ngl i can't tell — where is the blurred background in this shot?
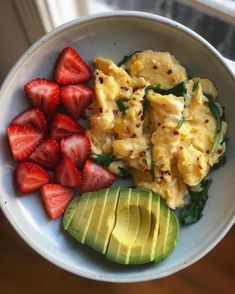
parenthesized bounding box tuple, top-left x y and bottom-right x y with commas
(0, 0, 235, 83)
(0, 0, 235, 293)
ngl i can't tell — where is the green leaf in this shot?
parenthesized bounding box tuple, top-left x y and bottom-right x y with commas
(118, 167, 132, 179)
(116, 99, 129, 115)
(118, 51, 141, 67)
(144, 82, 187, 97)
(179, 178, 213, 225)
(207, 95, 222, 152)
(211, 153, 226, 172)
(176, 116, 185, 129)
(91, 154, 116, 167)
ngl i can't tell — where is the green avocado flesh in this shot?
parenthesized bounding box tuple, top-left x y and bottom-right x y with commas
(63, 188, 179, 265)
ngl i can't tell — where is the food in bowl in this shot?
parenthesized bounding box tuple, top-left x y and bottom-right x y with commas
(6, 46, 228, 266)
(86, 50, 228, 212)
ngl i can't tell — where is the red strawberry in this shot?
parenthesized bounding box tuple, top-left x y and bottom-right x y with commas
(60, 85, 94, 119)
(51, 114, 85, 141)
(54, 47, 92, 85)
(41, 184, 74, 220)
(28, 138, 60, 170)
(11, 108, 47, 135)
(60, 134, 91, 168)
(15, 162, 49, 193)
(7, 125, 43, 161)
(24, 78, 60, 117)
(55, 157, 81, 187)
(80, 160, 115, 193)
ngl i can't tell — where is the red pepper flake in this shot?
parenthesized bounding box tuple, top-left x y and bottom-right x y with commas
(98, 107, 103, 113)
(113, 109, 119, 115)
(180, 146, 183, 150)
(218, 149, 223, 154)
(98, 77, 103, 84)
(141, 115, 144, 121)
(157, 122, 161, 126)
(153, 65, 158, 70)
(137, 110, 142, 116)
(131, 133, 137, 138)
(167, 69, 173, 75)
(173, 130, 179, 135)
(206, 150, 210, 154)
(136, 123, 141, 128)
(121, 86, 129, 91)
(205, 119, 209, 123)
(133, 97, 136, 101)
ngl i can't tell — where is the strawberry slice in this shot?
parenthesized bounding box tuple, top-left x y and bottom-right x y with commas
(15, 162, 50, 193)
(55, 157, 81, 187)
(41, 184, 74, 220)
(54, 47, 92, 85)
(24, 78, 60, 117)
(60, 85, 94, 120)
(51, 114, 85, 141)
(11, 108, 47, 135)
(7, 125, 43, 161)
(80, 159, 115, 193)
(28, 138, 60, 170)
(60, 134, 91, 168)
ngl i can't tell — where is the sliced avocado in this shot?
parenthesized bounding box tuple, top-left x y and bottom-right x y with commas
(106, 188, 132, 263)
(63, 197, 80, 230)
(129, 189, 152, 264)
(163, 211, 179, 259)
(85, 187, 120, 254)
(141, 192, 160, 263)
(67, 192, 92, 242)
(116, 189, 141, 264)
(154, 199, 171, 263)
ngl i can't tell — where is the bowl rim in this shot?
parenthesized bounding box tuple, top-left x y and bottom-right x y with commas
(0, 11, 235, 283)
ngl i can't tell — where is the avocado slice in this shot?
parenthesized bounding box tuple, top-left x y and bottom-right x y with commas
(141, 192, 160, 263)
(66, 192, 93, 242)
(63, 197, 80, 230)
(129, 189, 152, 264)
(115, 189, 141, 264)
(154, 199, 171, 263)
(85, 187, 120, 254)
(163, 210, 179, 259)
(106, 188, 132, 263)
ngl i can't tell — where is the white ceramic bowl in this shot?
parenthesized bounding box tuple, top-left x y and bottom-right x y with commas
(0, 11, 234, 283)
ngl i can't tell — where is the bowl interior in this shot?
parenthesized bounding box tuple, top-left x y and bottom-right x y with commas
(0, 13, 234, 282)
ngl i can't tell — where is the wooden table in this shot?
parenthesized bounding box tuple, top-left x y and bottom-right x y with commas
(0, 210, 234, 294)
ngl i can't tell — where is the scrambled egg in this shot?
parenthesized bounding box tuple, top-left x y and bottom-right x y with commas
(86, 50, 228, 209)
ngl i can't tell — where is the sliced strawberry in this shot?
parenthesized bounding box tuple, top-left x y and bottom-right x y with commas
(28, 138, 60, 170)
(7, 125, 43, 161)
(80, 160, 115, 193)
(60, 85, 94, 120)
(24, 78, 60, 117)
(41, 184, 74, 220)
(11, 108, 47, 135)
(51, 114, 85, 141)
(55, 157, 81, 187)
(60, 134, 91, 168)
(15, 162, 49, 193)
(54, 47, 92, 85)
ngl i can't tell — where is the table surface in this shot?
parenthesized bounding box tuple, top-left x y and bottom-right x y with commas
(0, 209, 234, 294)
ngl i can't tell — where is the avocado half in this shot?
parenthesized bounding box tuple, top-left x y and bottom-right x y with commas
(63, 187, 179, 265)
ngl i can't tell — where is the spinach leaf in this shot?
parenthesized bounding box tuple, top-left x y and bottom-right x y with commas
(177, 116, 185, 129)
(116, 98, 129, 115)
(118, 51, 141, 67)
(179, 178, 213, 225)
(91, 154, 116, 167)
(118, 167, 132, 179)
(144, 82, 186, 97)
(211, 153, 226, 172)
(207, 95, 222, 152)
